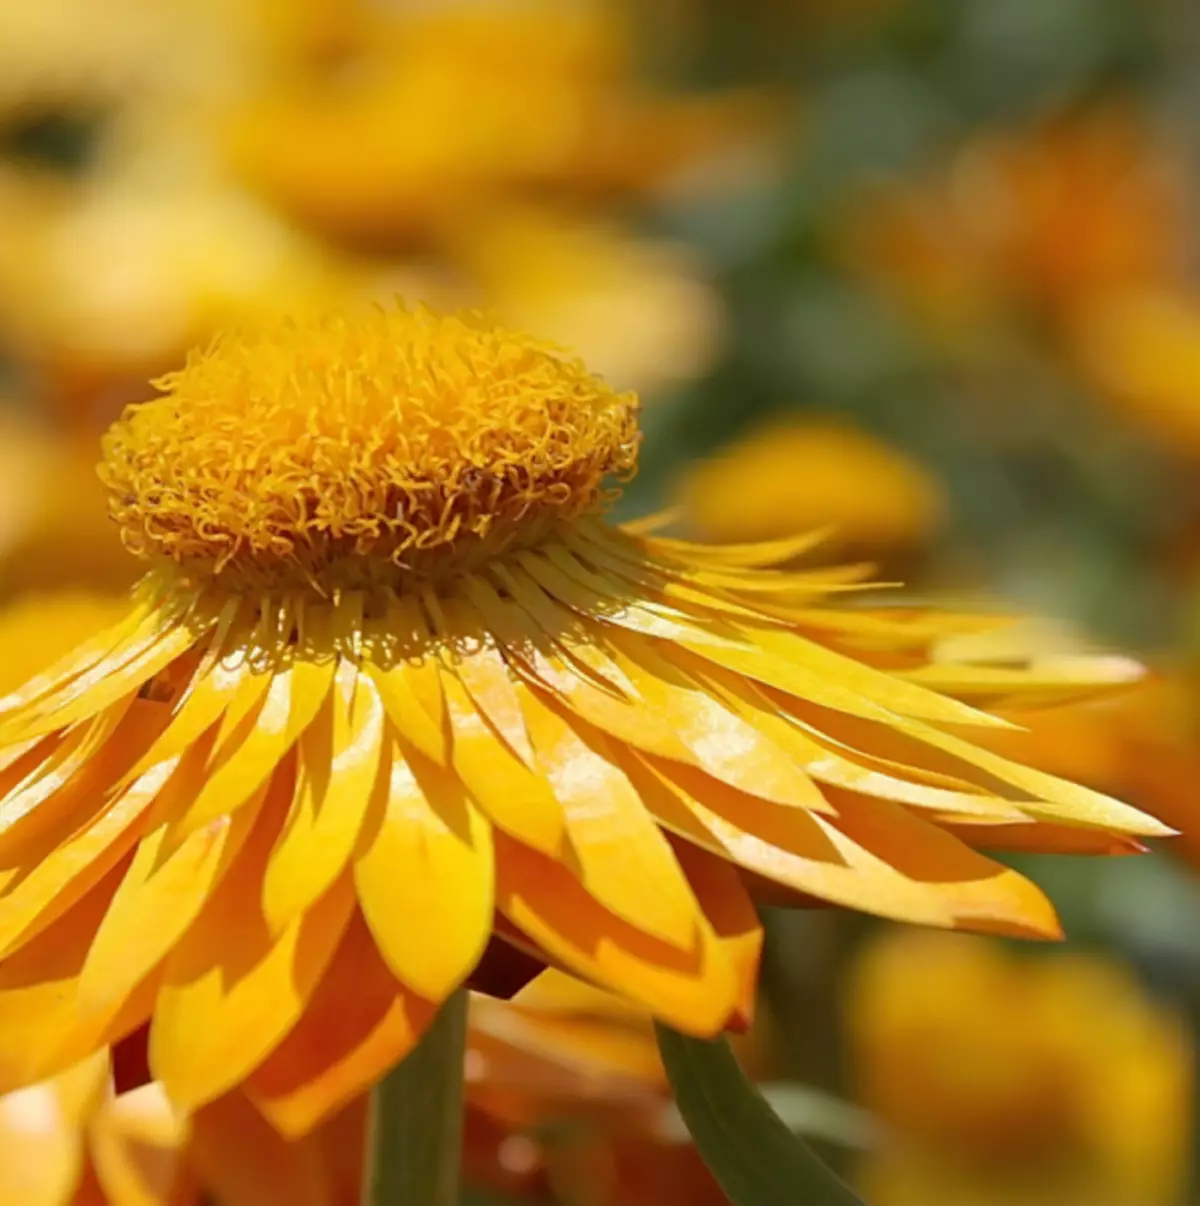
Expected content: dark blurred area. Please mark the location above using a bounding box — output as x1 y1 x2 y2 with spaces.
3 2 1200 1203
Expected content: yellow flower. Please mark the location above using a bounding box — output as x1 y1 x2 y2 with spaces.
0 307 1167 1136
0 971 720 1206
450 207 724 394
0 0 262 118
0 168 372 413
846 929 1191 1206
0 408 133 597
1071 287 1200 455
227 1 768 245
675 417 945 554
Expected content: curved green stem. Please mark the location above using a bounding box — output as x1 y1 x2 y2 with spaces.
361 987 468 1206
655 1023 868 1206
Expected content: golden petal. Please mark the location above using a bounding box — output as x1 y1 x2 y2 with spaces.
246 910 437 1139
354 736 494 1002
263 664 385 934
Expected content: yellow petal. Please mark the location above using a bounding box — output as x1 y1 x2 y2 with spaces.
120 607 268 785
247 911 437 1138
0 588 164 719
78 758 271 1019
597 628 831 812
626 752 1061 938
435 598 533 765
0 700 136 839
687 623 1011 731
440 670 564 857
519 686 702 950
150 792 356 1110
0 1051 110 1206
1 597 216 744
0 872 124 1091
355 736 494 1002
897 713 1175 837
263 663 385 933
495 832 740 1036
685 654 1028 821
0 737 190 958
670 839 762 1030
460 580 692 761
608 521 832 568
363 595 448 765
90 1082 191 1206
173 663 300 839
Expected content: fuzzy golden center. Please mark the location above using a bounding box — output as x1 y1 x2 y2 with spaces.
100 308 640 589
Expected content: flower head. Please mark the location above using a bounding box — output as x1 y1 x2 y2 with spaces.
101 308 639 588
0 307 1169 1138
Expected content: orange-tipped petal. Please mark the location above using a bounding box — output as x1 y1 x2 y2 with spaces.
496 833 741 1037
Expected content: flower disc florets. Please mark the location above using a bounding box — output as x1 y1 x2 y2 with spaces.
100 307 640 591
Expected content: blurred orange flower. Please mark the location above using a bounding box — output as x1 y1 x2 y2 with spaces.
846 928 1192 1206
843 109 1189 338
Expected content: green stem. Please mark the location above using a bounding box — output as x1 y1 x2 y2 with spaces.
361 987 469 1206
655 1023 868 1206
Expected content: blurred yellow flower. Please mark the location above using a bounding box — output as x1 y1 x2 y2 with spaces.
0 408 132 595
227 0 769 245
1072 288 1200 455
0 169 372 419
676 417 945 554
0 307 1168 1138
847 929 1192 1206
453 207 724 393
0 0 263 118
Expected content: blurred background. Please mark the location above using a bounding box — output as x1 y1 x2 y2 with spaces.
3 0 1200 1202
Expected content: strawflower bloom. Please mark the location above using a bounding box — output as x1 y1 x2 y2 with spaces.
0 307 1169 1137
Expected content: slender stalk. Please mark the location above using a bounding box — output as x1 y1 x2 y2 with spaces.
361 987 469 1206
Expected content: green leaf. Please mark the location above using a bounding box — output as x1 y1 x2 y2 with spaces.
658 1082 879 1152
655 1025 869 1206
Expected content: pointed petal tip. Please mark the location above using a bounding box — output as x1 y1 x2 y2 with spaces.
956 891 1065 943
